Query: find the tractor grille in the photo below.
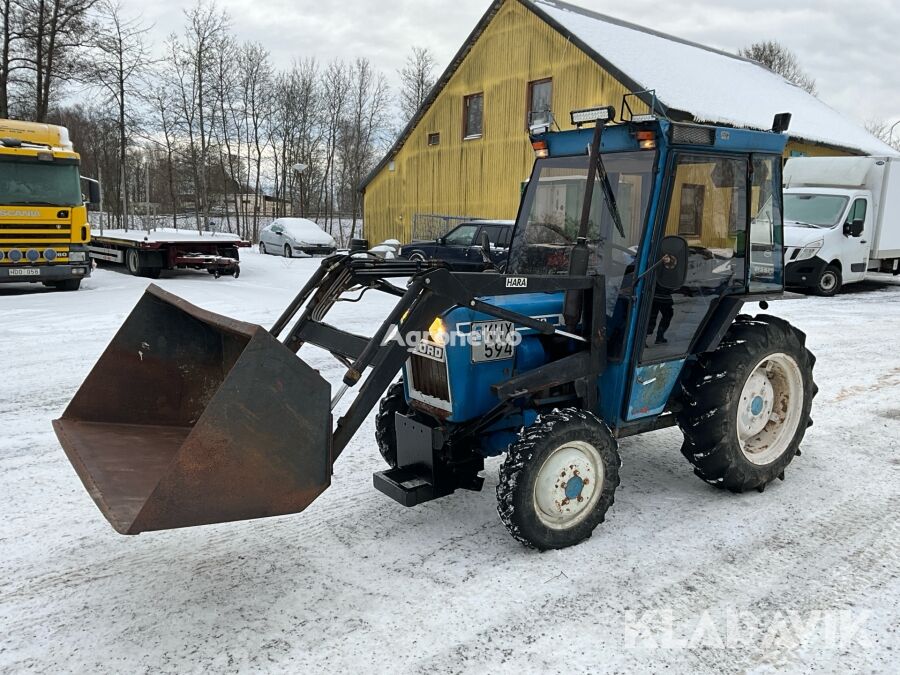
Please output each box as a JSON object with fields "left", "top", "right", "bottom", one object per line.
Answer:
{"left": 409, "top": 354, "right": 451, "bottom": 403}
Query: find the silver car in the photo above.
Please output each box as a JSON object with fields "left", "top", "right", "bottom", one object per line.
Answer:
{"left": 259, "top": 218, "right": 337, "bottom": 257}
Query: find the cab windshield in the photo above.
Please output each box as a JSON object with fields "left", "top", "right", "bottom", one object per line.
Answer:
{"left": 783, "top": 193, "right": 848, "bottom": 228}
{"left": 0, "top": 158, "right": 82, "bottom": 206}
{"left": 508, "top": 151, "right": 656, "bottom": 315}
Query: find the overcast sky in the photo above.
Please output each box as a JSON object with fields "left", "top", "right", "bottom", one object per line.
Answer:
{"left": 135, "top": 0, "right": 900, "bottom": 131}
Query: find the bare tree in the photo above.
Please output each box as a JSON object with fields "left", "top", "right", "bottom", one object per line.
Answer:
{"left": 739, "top": 41, "right": 817, "bottom": 95}
{"left": 319, "top": 59, "right": 349, "bottom": 236}
{"left": 864, "top": 119, "right": 900, "bottom": 151}
{"left": 238, "top": 40, "right": 272, "bottom": 241}
{"left": 18, "top": 0, "right": 100, "bottom": 120}
{"left": 149, "top": 81, "right": 182, "bottom": 227}
{"left": 341, "top": 57, "right": 389, "bottom": 242}
{"left": 397, "top": 45, "right": 435, "bottom": 123}
{"left": 90, "top": 0, "right": 151, "bottom": 228}
{"left": 170, "top": 0, "right": 229, "bottom": 231}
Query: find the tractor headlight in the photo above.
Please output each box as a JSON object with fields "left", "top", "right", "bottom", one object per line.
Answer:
{"left": 428, "top": 317, "right": 449, "bottom": 346}
{"left": 69, "top": 251, "right": 87, "bottom": 263}
{"left": 794, "top": 239, "right": 823, "bottom": 262}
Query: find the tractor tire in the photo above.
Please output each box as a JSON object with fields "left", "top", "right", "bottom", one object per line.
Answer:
{"left": 676, "top": 314, "right": 817, "bottom": 494}
{"left": 497, "top": 408, "right": 621, "bottom": 551}
{"left": 374, "top": 380, "right": 411, "bottom": 468}
{"left": 814, "top": 265, "right": 842, "bottom": 296}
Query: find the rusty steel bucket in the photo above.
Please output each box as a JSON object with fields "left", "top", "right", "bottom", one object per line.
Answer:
{"left": 53, "top": 284, "right": 333, "bottom": 534}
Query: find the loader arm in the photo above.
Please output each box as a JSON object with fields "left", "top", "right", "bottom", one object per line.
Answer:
{"left": 270, "top": 255, "right": 598, "bottom": 461}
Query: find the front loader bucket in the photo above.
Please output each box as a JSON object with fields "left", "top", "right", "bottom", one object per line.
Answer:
{"left": 53, "top": 284, "right": 332, "bottom": 534}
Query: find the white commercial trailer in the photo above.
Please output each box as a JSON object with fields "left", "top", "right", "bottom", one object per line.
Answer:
{"left": 783, "top": 156, "right": 900, "bottom": 295}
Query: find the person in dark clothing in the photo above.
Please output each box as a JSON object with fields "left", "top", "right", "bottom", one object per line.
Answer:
{"left": 647, "top": 284, "right": 674, "bottom": 344}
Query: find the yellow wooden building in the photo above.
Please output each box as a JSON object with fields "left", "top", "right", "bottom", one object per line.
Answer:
{"left": 362, "top": 0, "right": 893, "bottom": 245}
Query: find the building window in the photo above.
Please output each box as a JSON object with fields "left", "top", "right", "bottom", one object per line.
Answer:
{"left": 527, "top": 78, "right": 552, "bottom": 128}
{"left": 678, "top": 184, "right": 704, "bottom": 237}
{"left": 427, "top": 132, "right": 440, "bottom": 146}
{"left": 463, "top": 93, "right": 483, "bottom": 139}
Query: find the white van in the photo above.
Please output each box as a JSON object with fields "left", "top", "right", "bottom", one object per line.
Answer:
{"left": 783, "top": 156, "right": 900, "bottom": 295}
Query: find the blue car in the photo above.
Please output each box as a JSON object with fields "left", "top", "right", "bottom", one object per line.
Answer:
{"left": 400, "top": 220, "right": 513, "bottom": 271}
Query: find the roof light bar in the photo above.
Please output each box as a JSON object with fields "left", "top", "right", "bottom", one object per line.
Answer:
{"left": 570, "top": 106, "right": 615, "bottom": 128}
{"left": 630, "top": 114, "right": 657, "bottom": 123}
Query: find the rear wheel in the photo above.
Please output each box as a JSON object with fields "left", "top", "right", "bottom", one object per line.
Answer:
{"left": 374, "top": 380, "right": 411, "bottom": 468}
{"left": 125, "top": 248, "right": 161, "bottom": 279}
{"left": 677, "top": 314, "right": 817, "bottom": 493}
{"left": 125, "top": 248, "right": 142, "bottom": 276}
{"left": 497, "top": 409, "right": 620, "bottom": 550}
{"left": 815, "top": 265, "right": 841, "bottom": 296}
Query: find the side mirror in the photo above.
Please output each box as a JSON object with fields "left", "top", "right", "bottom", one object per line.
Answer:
{"left": 82, "top": 177, "right": 101, "bottom": 205}
{"left": 479, "top": 231, "right": 492, "bottom": 263}
{"left": 656, "top": 235, "right": 689, "bottom": 290}
{"left": 844, "top": 218, "right": 864, "bottom": 238}
{"left": 436, "top": 236, "right": 445, "bottom": 246}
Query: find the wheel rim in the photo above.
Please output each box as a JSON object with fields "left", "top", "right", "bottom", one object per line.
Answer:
{"left": 737, "top": 352, "right": 804, "bottom": 465}
{"left": 410, "top": 252, "right": 425, "bottom": 262}
{"left": 533, "top": 440, "right": 605, "bottom": 530}
{"left": 820, "top": 271, "right": 837, "bottom": 292}
{"left": 127, "top": 249, "right": 138, "bottom": 272}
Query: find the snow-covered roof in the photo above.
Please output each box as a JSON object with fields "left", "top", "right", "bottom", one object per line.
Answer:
{"left": 530, "top": 0, "right": 896, "bottom": 156}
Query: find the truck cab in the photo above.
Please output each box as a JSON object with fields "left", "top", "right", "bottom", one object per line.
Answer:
{"left": 0, "top": 119, "right": 97, "bottom": 290}
{"left": 783, "top": 156, "right": 900, "bottom": 295}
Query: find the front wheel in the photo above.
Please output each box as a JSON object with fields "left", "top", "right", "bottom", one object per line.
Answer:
{"left": 815, "top": 265, "right": 841, "bottom": 296}
{"left": 677, "top": 314, "right": 817, "bottom": 493}
{"left": 374, "top": 380, "right": 411, "bottom": 468}
{"left": 497, "top": 409, "right": 621, "bottom": 550}
{"left": 284, "top": 244, "right": 292, "bottom": 258}
{"left": 259, "top": 242, "right": 267, "bottom": 255}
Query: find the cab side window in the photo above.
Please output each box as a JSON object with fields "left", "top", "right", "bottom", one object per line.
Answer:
{"left": 748, "top": 155, "right": 783, "bottom": 292}
{"left": 641, "top": 153, "right": 748, "bottom": 364}
{"left": 847, "top": 198, "right": 867, "bottom": 227}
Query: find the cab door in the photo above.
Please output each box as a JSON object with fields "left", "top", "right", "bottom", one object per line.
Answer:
{"left": 843, "top": 197, "right": 871, "bottom": 282}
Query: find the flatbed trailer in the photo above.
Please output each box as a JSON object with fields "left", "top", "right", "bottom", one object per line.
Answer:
{"left": 88, "top": 228, "right": 250, "bottom": 279}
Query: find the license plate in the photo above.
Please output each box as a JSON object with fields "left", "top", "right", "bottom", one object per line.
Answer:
{"left": 8, "top": 268, "right": 40, "bottom": 277}
{"left": 471, "top": 320, "right": 516, "bottom": 363}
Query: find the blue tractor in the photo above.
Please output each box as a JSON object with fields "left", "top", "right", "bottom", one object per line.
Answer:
{"left": 54, "top": 106, "right": 817, "bottom": 550}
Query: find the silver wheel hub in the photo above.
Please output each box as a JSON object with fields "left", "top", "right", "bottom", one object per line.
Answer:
{"left": 820, "top": 272, "right": 836, "bottom": 291}
{"left": 533, "top": 441, "right": 604, "bottom": 530}
{"left": 737, "top": 353, "right": 804, "bottom": 465}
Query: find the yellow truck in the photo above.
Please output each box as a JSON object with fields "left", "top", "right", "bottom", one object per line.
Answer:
{"left": 0, "top": 119, "right": 98, "bottom": 290}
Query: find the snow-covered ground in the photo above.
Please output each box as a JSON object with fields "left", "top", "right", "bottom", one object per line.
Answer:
{"left": 1, "top": 252, "right": 898, "bottom": 673}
